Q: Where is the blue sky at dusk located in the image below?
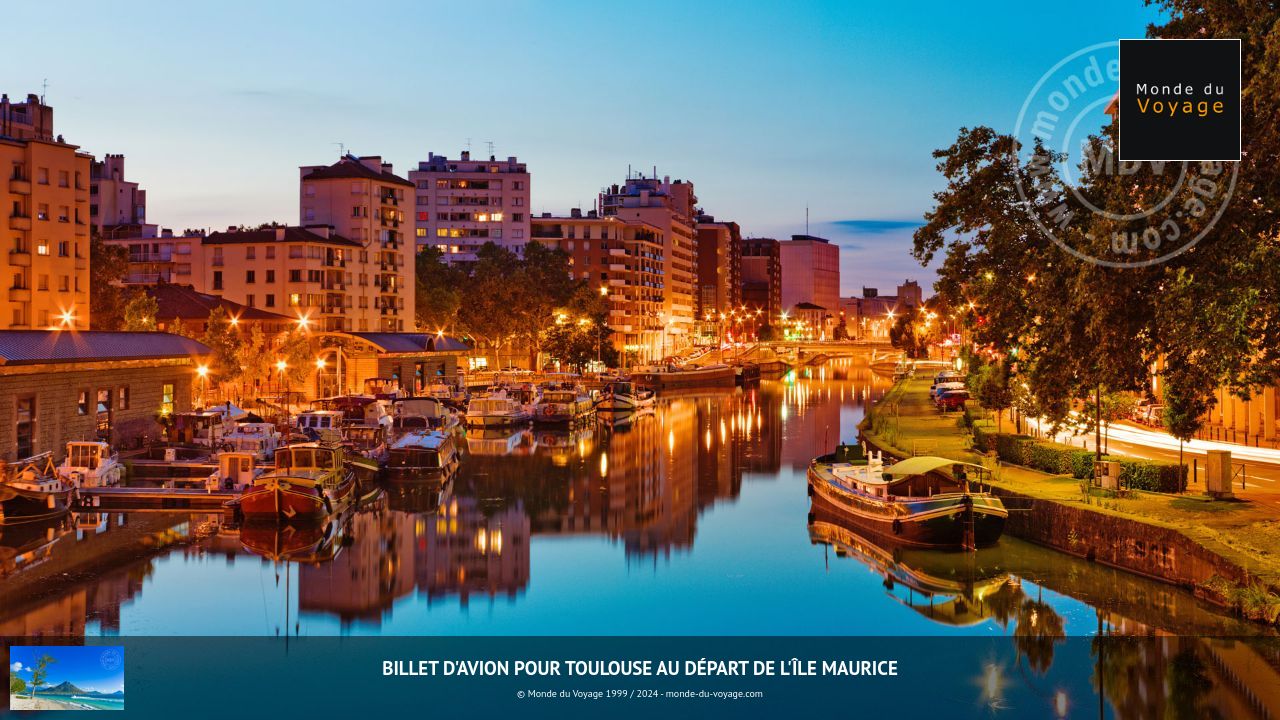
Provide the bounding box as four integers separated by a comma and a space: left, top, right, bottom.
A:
10, 646, 125, 694
1, 0, 1161, 295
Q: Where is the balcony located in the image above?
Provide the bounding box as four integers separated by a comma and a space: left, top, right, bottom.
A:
124, 272, 171, 284
9, 214, 31, 231
9, 178, 30, 195
9, 286, 30, 302
129, 252, 173, 263
8, 250, 30, 267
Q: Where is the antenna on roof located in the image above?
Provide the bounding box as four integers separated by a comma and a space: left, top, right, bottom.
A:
465, 138, 472, 153
332, 142, 345, 156
806, 206, 810, 235
40, 78, 48, 103
485, 140, 495, 158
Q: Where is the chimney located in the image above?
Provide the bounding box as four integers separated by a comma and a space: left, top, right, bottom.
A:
275, 228, 286, 242
570, 208, 582, 218
460, 150, 470, 161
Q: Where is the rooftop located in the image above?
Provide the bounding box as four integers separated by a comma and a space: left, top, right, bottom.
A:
146, 284, 291, 323
0, 331, 210, 366
204, 226, 361, 247
346, 332, 471, 354
301, 154, 413, 187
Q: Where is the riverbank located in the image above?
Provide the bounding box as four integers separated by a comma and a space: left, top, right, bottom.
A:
10, 694, 92, 710
860, 375, 1280, 620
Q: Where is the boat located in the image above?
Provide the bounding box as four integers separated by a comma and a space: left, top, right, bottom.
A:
204, 451, 262, 493
733, 362, 761, 386
240, 516, 346, 564
344, 424, 389, 465
384, 430, 459, 479
807, 448, 1006, 549
221, 421, 283, 461
465, 427, 535, 456
392, 397, 461, 436
807, 506, 1013, 626
630, 363, 736, 389
533, 384, 595, 424
465, 387, 531, 427
314, 395, 394, 433
295, 409, 346, 439
0, 453, 73, 524
238, 441, 358, 521
595, 381, 655, 412
56, 441, 124, 488
425, 380, 467, 409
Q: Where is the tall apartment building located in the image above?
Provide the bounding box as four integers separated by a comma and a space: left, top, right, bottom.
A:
694, 215, 741, 318
300, 155, 414, 331
598, 175, 698, 349
779, 234, 840, 318
409, 151, 530, 264
740, 237, 781, 322
0, 93, 92, 330
531, 209, 666, 363
90, 154, 146, 236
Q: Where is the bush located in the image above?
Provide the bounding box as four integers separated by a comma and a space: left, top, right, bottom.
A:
1104, 455, 1187, 493
975, 430, 1096, 479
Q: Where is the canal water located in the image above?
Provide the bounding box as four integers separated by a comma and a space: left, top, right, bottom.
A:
3, 357, 1278, 716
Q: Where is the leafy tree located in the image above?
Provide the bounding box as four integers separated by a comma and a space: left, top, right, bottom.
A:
1078, 388, 1140, 454
10, 672, 25, 694
414, 246, 464, 332
757, 323, 779, 342
201, 306, 243, 389
29, 654, 53, 699
969, 358, 1014, 431
89, 234, 129, 330
121, 289, 159, 332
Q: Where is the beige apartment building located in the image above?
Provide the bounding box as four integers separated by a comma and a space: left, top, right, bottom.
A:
694, 215, 742, 319
409, 150, 530, 264
91, 153, 146, 235
0, 93, 91, 330
531, 209, 667, 364
300, 155, 414, 331
599, 175, 699, 350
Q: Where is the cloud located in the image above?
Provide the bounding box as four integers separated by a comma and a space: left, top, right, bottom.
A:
10, 661, 21, 672
829, 219, 924, 234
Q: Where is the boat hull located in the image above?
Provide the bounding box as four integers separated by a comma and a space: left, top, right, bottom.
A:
239, 475, 356, 521
0, 484, 72, 525
465, 413, 530, 428
807, 464, 1005, 549
632, 366, 736, 389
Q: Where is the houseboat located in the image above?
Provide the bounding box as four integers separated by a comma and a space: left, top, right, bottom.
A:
392, 397, 461, 436
238, 441, 357, 521
807, 447, 1006, 550
221, 422, 282, 461
56, 441, 125, 488
595, 381, 655, 413
0, 453, 73, 524
533, 385, 595, 424
631, 363, 736, 390
295, 409, 346, 440
205, 451, 262, 493
465, 387, 531, 427
385, 430, 459, 479
315, 395, 394, 433
344, 424, 389, 466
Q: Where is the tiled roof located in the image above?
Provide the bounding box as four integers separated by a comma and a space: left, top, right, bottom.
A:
301, 156, 413, 187
0, 331, 210, 366
203, 226, 362, 247
346, 333, 471, 353
146, 284, 290, 323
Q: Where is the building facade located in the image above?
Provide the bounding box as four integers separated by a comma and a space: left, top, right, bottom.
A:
90, 153, 146, 234
740, 237, 781, 324
531, 209, 667, 364
841, 281, 924, 340
300, 155, 414, 331
0, 93, 92, 330
779, 234, 840, 326
409, 151, 530, 264
694, 215, 741, 319
0, 331, 207, 461
598, 175, 698, 350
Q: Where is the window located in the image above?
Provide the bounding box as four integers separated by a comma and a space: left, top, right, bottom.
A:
161, 383, 174, 416
36, 167, 48, 185
247, 294, 255, 307
246, 270, 255, 283
416, 228, 427, 237
512, 229, 524, 239
36, 242, 49, 256
117, 386, 129, 410
266, 269, 275, 283
289, 293, 301, 306
265, 294, 275, 307
289, 269, 302, 283
57, 170, 68, 188
77, 389, 89, 415
59, 275, 69, 292
37, 274, 48, 291
96, 388, 112, 439
266, 246, 276, 259
246, 247, 256, 260
57, 241, 68, 257
213, 271, 223, 290
16, 396, 35, 458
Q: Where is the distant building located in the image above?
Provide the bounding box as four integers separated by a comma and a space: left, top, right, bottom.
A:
143, 283, 293, 335
105, 227, 204, 285
695, 215, 741, 319
0, 93, 92, 330
740, 237, 781, 323
779, 234, 840, 333
599, 175, 699, 350
90, 154, 146, 235
409, 151, 530, 263
840, 280, 925, 340
300, 154, 414, 331
531, 209, 666, 364
0, 331, 207, 460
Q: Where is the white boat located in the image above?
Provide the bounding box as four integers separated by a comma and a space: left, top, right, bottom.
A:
385, 430, 459, 478
425, 381, 466, 405
221, 422, 282, 460
295, 409, 346, 438
534, 385, 595, 424
392, 397, 461, 436
56, 441, 124, 488
465, 388, 531, 427
595, 381, 655, 412
204, 451, 262, 493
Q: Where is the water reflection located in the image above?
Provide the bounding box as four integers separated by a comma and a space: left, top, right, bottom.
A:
2, 357, 1280, 717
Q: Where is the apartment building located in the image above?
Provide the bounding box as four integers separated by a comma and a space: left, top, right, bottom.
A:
779, 234, 840, 320
90, 153, 146, 235
409, 150, 530, 264
598, 175, 698, 349
0, 93, 92, 330
106, 227, 205, 285
694, 215, 741, 318
300, 155, 414, 331
740, 237, 781, 322
531, 209, 666, 364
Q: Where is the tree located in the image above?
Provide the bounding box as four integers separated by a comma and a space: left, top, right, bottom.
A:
1079, 388, 1139, 454
201, 306, 244, 393
414, 246, 464, 332
969, 358, 1014, 432
757, 323, 779, 342
89, 234, 129, 330
29, 654, 54, 699
121, 289, 159, 332
10, 672, 25, 694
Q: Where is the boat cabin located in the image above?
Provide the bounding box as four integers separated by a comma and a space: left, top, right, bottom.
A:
296, 410, 345, 435
213, 451, 258, 491
222, 422, 282, 459
274, 443, 342, 473
57, 441, 122, 488
387, 431, 455, 471
345, 425, 386, 454
168, 410, 231, 447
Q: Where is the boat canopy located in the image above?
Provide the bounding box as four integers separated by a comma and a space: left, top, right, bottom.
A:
883, 456, 986, 478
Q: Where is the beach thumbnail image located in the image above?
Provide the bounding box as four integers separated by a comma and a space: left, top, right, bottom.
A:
8, 646, 124, 711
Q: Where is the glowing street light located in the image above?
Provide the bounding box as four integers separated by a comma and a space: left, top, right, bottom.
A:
58, 309, 75, 327
316, 357, 327, 370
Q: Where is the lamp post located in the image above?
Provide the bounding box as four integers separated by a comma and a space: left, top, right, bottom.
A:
276, 359, 288, 410
196, 364, 209, 409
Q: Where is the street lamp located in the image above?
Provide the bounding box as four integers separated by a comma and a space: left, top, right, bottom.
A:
276, 359, 287, 402
196, 364, 209, 408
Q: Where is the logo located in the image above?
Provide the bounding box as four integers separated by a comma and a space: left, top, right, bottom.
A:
1013, 41, 1238, 268
99, 648, 122, 672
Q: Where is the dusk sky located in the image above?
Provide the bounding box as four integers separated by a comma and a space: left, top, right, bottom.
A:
2, 0, 1160, 295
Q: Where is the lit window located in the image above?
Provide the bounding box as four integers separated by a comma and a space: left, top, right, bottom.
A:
435, 229, 448, 237
491, 213, 503, 222
36, 243, 49, 256
290, 293, 301, 306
